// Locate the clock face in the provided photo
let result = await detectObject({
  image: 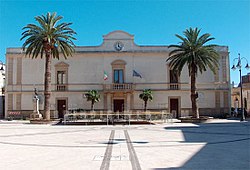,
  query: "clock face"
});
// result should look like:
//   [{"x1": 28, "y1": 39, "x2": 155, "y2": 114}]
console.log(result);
[{"x1": 114, "y1": 42, "x2": 124, "y2": 51}]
